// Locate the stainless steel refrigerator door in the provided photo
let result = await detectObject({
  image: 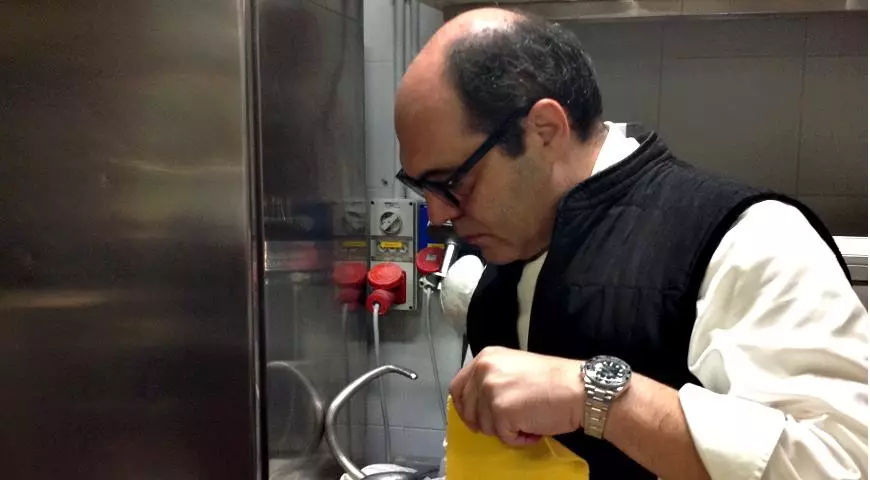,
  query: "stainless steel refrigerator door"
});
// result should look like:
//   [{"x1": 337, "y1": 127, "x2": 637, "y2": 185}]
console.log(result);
[{"x1": 0, "y1": 1, "x2": 260, "y2": 478}]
